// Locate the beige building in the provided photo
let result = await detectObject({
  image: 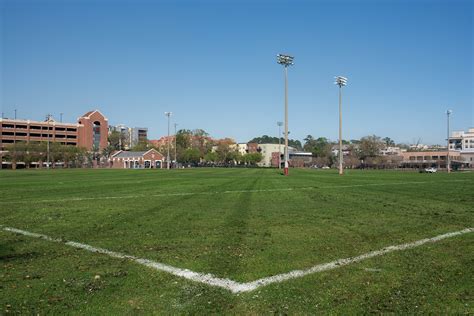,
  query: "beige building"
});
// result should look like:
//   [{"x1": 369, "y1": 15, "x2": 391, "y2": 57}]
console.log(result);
[
  {"x1": 449, "y1": 128, "x2": 474, "y2": 166},
  {"x1": 257, "y1": 143, "x2": 288, "y2": 167},
  {"x1": 400, "y1": 151, "x2": 465, "y2": 168}
]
